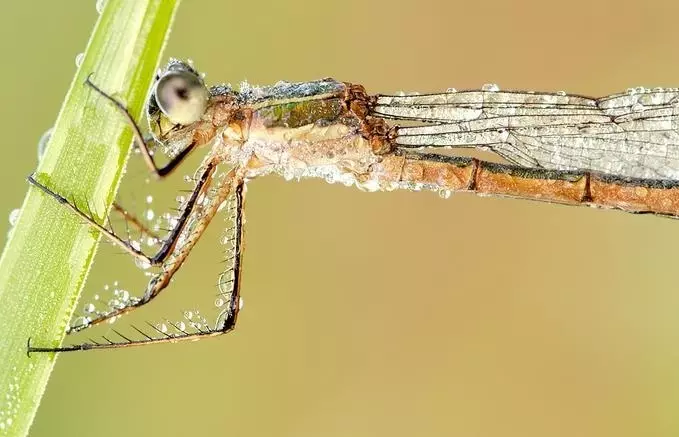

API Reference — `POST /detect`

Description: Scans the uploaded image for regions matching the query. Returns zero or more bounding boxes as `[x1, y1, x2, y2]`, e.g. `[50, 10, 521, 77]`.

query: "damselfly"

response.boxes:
[27, 59, 679, 353]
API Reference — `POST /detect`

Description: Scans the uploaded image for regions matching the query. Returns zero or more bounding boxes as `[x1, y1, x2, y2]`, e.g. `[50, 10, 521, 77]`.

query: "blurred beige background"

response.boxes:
[2, 0, 679, 436]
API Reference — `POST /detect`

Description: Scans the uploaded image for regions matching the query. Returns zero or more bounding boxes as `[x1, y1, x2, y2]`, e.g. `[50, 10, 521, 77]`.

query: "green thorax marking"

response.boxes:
[242, 79, 347, 129]
[255, 97, 344, 129]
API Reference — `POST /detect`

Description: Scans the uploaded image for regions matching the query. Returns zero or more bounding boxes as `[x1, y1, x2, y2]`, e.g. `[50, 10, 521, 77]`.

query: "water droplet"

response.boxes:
[120, 290, 130, 301]
[37, 127, 54, 161]
[177, 321, 186, 331]
[78, 316, 91, 327]
[215, 298, 225, 307]
[83, 303, 95, 313]
[556, 90, 566, 96]
[160, 323, 168, 333]
[176, 195, 186, 203]
[184, 311, 194, 320]
[104, 284, 109, 291]
[75, 52, 85, 68]
[446, 87, 457, 93]
[94, 294, 100, 301]
[145, 209, 155, 221]
[239, 297, 244, 310]
[8, 209, 20, 226]
[135, 257, 151, 270]
[632, 102, 645, 112]
[95, 0, 107, 13]
[145, 195, 153, 204]
[438, 189, 452, 199]
[481, 83, 500, 92]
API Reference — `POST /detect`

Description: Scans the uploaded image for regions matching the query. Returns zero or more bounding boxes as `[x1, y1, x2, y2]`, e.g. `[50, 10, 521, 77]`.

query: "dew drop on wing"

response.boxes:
[83, 303, 95, 313]
[74, 52, 84, 68]
[632, 102, 645, 112]
[146, 195, 153, 204]
[215, 298, 225, 307]
[481, 83, 500, 92]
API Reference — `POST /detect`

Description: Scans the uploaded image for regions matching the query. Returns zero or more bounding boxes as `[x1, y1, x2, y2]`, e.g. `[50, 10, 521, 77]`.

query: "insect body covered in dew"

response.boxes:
[33, 57, 679, 354]
[147, 59, 398, 189]
[26, 59, 401, 353]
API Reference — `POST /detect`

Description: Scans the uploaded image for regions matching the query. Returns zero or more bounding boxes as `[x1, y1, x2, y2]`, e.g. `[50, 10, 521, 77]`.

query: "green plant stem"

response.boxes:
[0, 1, 181, 435]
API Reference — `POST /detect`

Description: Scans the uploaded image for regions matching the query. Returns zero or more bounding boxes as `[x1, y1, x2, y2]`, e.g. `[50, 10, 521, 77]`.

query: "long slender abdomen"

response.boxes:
[368, 151, 679, 216]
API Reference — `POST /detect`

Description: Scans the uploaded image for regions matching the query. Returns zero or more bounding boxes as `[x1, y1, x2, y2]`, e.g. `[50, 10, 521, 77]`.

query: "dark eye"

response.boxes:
[154, 71, 209, 125]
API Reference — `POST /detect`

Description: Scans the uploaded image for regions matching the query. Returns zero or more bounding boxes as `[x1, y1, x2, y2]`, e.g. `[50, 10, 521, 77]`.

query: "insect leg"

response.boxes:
[28, 160, 216, 266]
[27, 178, 246, 353]
[65, 168, 239, 332]
[111, 202, 160, 241]
[84, 74, 195, 178]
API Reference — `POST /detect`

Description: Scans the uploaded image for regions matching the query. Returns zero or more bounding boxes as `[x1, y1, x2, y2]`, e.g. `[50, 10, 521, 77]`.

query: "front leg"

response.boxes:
[28, 160, 216, 267]
[84, 74, 196, 178]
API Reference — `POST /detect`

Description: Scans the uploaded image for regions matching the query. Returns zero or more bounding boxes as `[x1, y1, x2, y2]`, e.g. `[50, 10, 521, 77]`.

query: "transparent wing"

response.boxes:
[373, 88, 679, 180]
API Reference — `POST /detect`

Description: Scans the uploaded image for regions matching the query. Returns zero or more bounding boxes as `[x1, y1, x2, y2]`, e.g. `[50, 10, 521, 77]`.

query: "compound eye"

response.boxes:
[154, 71, 209, 125]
